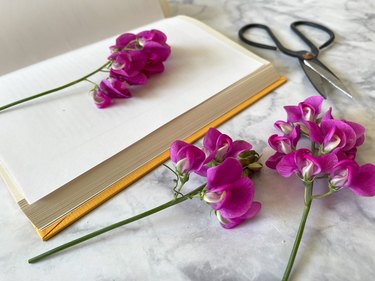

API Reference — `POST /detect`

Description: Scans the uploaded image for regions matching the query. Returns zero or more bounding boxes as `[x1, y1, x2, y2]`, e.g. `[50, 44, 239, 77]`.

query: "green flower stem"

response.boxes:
[282, 181, 313, 281]
[313, 190, 336, 199]
[28, 184, 205, 264]
[0, 61, 111, 112]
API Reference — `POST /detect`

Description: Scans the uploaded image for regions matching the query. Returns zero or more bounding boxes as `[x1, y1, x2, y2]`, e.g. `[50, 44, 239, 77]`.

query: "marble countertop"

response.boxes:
[1, 0, 374, 280]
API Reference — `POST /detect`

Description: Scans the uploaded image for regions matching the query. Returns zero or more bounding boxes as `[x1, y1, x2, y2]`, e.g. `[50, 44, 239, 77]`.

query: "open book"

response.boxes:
[0, 8, 285, 240]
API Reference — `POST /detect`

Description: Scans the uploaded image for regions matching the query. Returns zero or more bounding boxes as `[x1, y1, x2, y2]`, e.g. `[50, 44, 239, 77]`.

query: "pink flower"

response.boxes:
[329, 160, 375, 196]
[137, 29, 168, 45]
[93, 79, 131, 108]
[265, 152, 286, 169]
[110, 68, 148, 86]
[204, 158, 261, 229]
[274, 120, 295, 134]
[94, 29, 171, 108]
[109, 33, 137, 53]
[92, 88, 112, 109]
[109, 50, 147, 73]
[265, 125, 300, 169]
[170, 140, 206, 174]
[307, 119, 365, 155]
[284, 96, 324, 123]
[268, 135, 293, 154]
[99, 79, 131, 99]
[202, 128, 252, 163]
[276, 148, 337, 180]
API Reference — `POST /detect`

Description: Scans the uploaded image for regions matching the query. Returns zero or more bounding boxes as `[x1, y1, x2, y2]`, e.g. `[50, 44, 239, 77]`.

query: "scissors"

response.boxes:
[238, 21, 352, 99]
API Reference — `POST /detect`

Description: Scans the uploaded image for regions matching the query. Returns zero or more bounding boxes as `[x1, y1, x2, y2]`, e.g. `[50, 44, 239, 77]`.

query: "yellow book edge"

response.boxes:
[36, 76, 287, 241]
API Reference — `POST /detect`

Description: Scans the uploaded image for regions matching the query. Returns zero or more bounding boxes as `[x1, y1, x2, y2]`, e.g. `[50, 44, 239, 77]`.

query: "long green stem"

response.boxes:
[0, 61, 111, 112]
[282, 181, 313, 281]
[28, 184, 205, 264]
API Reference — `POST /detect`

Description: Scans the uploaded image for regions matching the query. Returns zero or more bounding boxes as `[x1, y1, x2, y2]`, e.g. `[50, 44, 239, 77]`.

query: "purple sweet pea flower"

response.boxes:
[93, 79, 132, 108]
[142, 41, 171, 63]
[136, 30, 171, 77]
[276, 148, 327, 180]
[109, 33, 137, 53]
[202, 128, 252, 163]
[274, 120, 294, 134]
[343, 120, 365, 147]
[307, 119, 364, 155]
[92, 88, 112, 109]
[96, 29, 171, 108]
[142, 62, 165, 76]
[204, 157, 261, 228]
[265, 151, 285, 169]
[110, 69, 148, 86]
[268, 135, 293, 154]
[266, 125, 301, 169]
[329, 160, 375, 196]
[284, 96, 324, 123]
[137, 29, 168, 45]
[276, 149, 317, 179]
[216, 201, 262, 229]
[109, 50, 148, 78]
[99, 79, 131, 99]
[170, 140, 206, 174]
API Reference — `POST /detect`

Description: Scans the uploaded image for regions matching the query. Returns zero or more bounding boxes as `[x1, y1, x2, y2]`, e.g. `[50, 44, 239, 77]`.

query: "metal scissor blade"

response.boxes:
[299, 59, 328, 98]
[303, 59, 353, 98]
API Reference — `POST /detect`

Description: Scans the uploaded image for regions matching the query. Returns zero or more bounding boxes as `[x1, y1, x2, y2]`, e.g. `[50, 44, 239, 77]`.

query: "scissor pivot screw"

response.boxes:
[303, 52, 315, 60]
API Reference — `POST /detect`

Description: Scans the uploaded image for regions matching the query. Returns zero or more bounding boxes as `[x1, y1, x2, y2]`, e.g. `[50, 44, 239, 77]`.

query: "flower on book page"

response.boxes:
[28, 128, 263, 263]
[265, 96, 375, 280]
[0, 29, 171, 112]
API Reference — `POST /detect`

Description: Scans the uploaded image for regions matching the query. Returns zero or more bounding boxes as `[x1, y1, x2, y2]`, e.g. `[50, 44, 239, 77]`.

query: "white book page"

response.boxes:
[0, 16, 265, 203]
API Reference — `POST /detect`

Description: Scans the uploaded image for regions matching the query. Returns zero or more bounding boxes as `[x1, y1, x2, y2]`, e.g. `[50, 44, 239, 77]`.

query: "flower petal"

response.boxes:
[316, 153, 338, 174]
[114, 33, 137, 50]
[170, 140, 188, 163]
[350, 164, 375, 196]
[343, 120, 365, 147]
[227, 140, 252, 158]
[268, 134, 292, 154]
[99, 79, 130, 99]
[203, 128, 222, 153]
[93, 89, 112, 109]
[142, 62, 165, 76]
[284, 105, 302, 123]
[276, 152, 297, 177]
[137, 29, 168, 44]
[218, 177, 254, 219]
[305, 121, 323, 143]
[170, 141, 205, 173]
[265, 152, 285, 169]
[301, 96, 323, 118]
[207, 158, 242, 190]
[274, 120, 294, 134]
[219, 201, 261, 229]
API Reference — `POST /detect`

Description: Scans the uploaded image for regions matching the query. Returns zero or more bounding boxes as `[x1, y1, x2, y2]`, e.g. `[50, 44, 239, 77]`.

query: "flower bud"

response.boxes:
[248, 162, 263, 171]
[238, 150, 260, 164]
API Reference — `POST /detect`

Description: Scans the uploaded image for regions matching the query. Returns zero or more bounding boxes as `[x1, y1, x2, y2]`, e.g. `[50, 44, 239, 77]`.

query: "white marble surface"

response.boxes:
[1, 0, 375, 280]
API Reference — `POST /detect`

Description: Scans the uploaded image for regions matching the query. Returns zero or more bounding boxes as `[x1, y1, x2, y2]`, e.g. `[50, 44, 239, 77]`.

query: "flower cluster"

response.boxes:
[266, 96, 375, 196]
[170, 128, 262, 229]
[93, 29, 171, 108]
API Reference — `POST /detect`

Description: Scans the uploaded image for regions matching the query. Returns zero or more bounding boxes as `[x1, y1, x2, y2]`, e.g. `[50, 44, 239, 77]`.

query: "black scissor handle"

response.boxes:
[238, 23, 300, 57]
[291, 21, 335, 51]
[238, 21, 335, 59]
